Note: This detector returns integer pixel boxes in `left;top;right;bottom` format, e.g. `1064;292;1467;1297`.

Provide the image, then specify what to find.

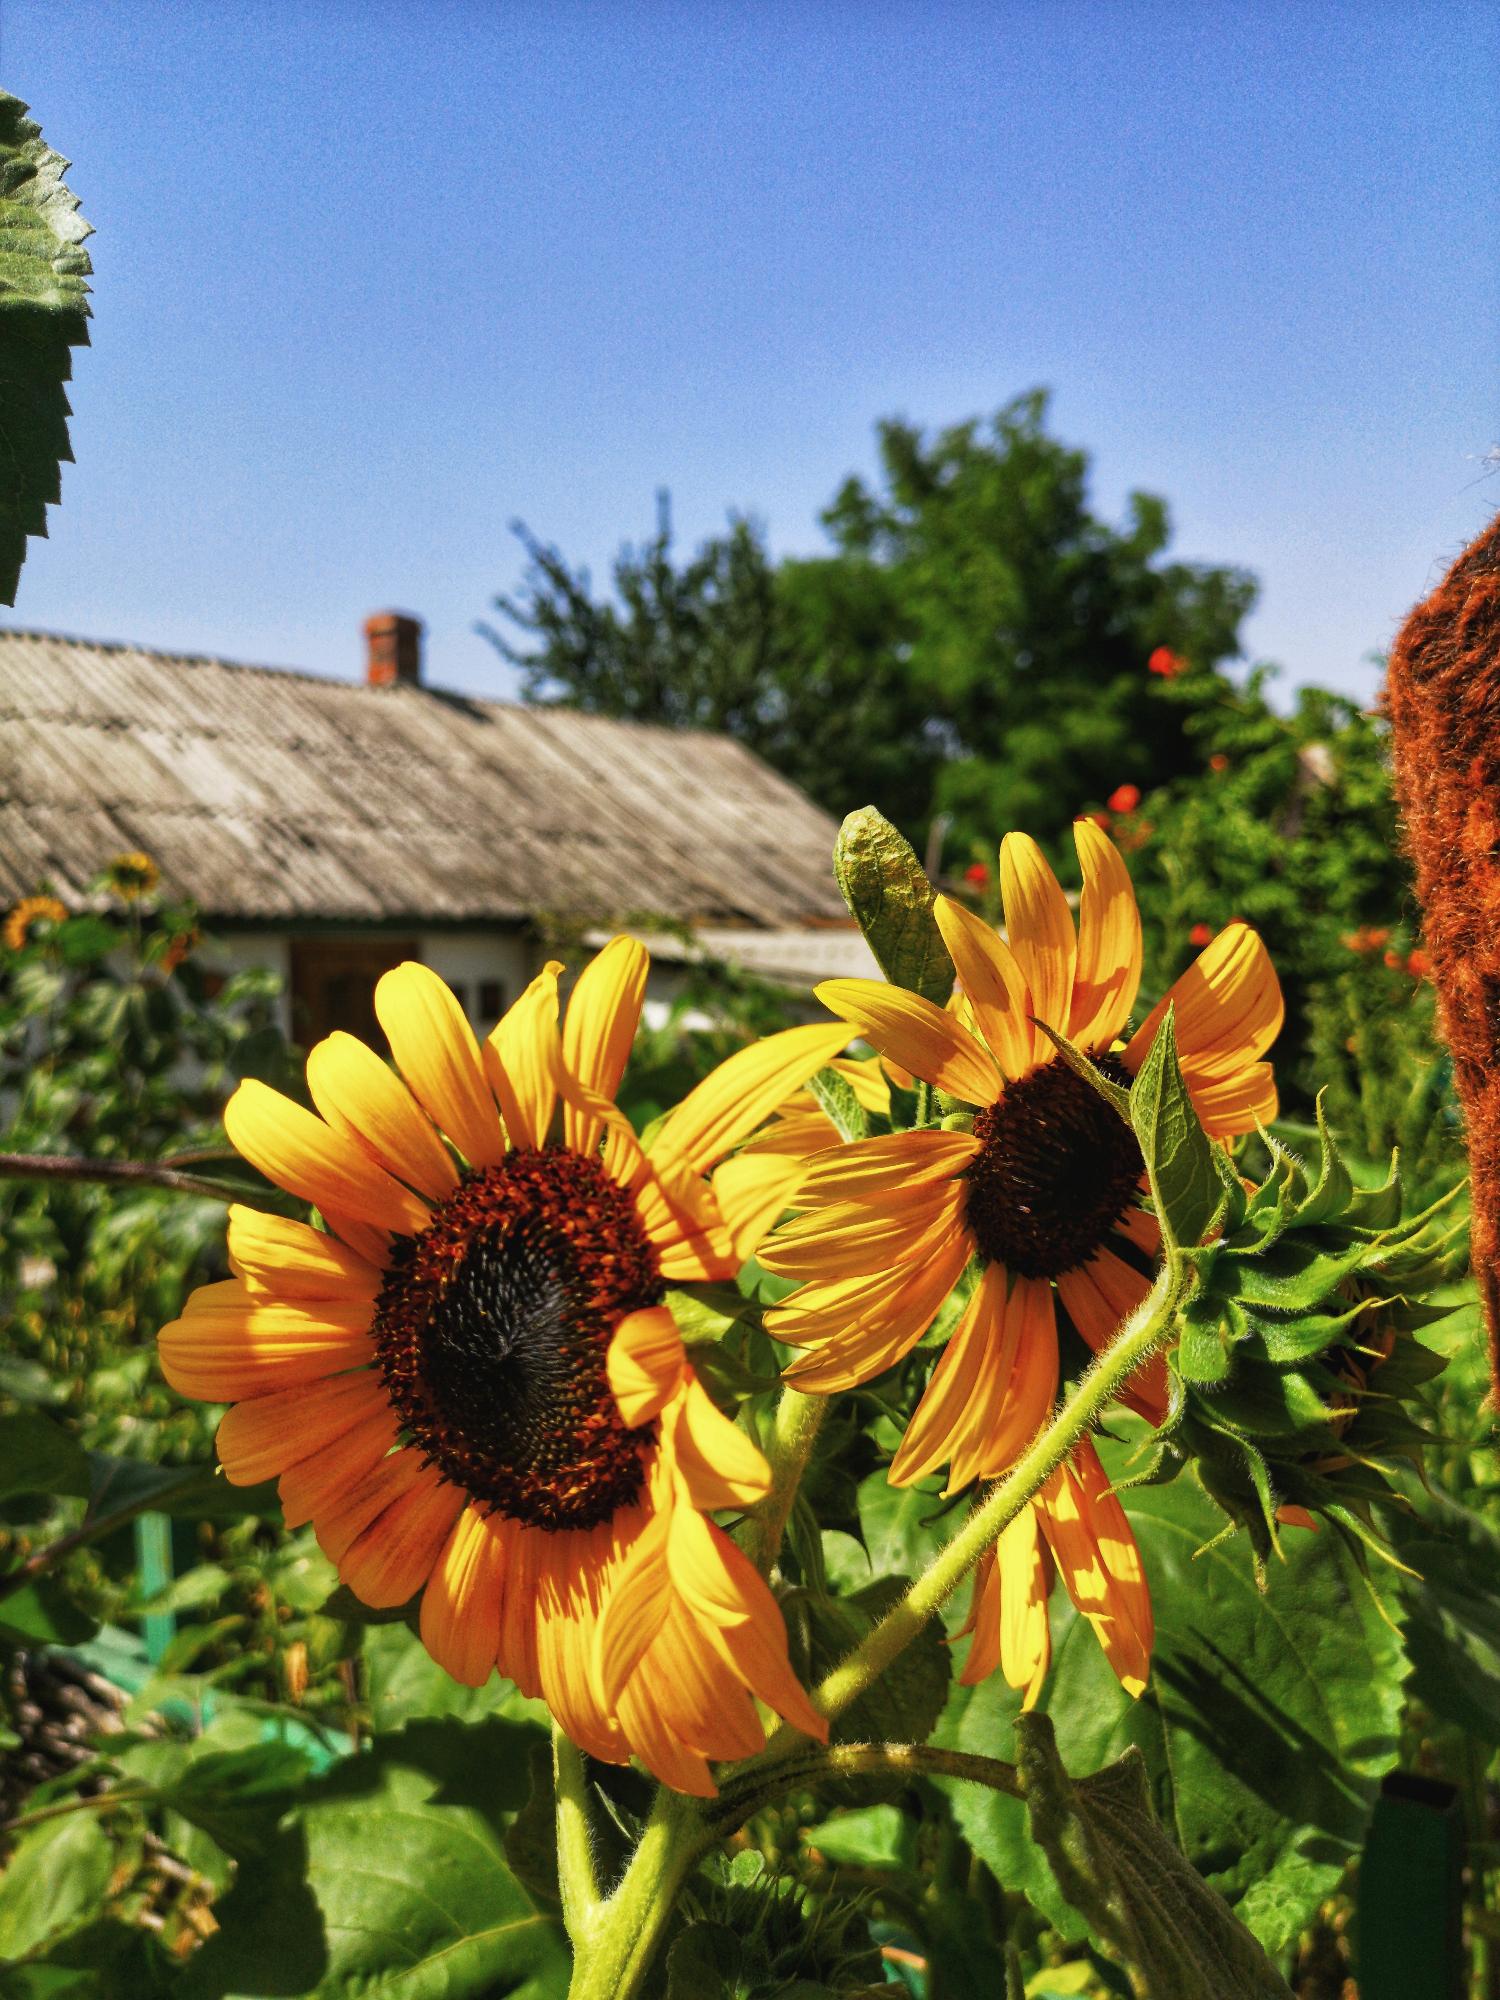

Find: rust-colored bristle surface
1385;510;1500;1394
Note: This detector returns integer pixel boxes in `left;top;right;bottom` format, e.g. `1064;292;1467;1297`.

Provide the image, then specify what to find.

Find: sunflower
760;821;1283;1490
105;850;160;899
957;1437;1153;1704
3;894;67;953
157;943;848;1795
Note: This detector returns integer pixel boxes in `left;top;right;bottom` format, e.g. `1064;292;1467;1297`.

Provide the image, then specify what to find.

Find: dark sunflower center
964;1053;1141;1280
371;1148;664;1530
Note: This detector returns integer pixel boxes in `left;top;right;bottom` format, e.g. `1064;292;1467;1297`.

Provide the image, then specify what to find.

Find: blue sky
4;1;1496;710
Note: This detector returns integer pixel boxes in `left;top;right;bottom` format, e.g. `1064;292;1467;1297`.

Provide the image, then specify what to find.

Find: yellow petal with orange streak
485;962;563;1150
999;832;1077;1052
666;1374;771;1510
1188;1061;1279;1139
306;1031;458;1200
649;1022;853;1175
1124;923;1283;1082
562;937;648;1155
375;961;505;1168
1057;1248;1168;1426
1069;819;1143;1051
933;894;1034;1079
998;1504;1054;1708
607;1307;685;1427
711;1149;807;1263
758;1186;966;1281
1038;1439;1152;1696
338;1463;464;1610
812;982;998;1106
277;1406;401;1530
224;1080;428;1236
495;1518;544;1700
214;1368;385;1486
793;1127;978;1213
306;1446;422;1564
419;1504;508;1688
594;1504;673;1707
533;1526;629;1762
780;1230;974;1392
226;1205;382;1302
157;1289;374;1403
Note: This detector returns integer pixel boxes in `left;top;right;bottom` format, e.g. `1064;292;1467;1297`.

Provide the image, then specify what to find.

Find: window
477;979;505;1027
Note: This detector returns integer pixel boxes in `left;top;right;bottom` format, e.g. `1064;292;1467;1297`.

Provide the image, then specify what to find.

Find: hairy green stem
565;1787;710;2000
553;1726;603;1945
709;1740;1021;1835
749;1386;827;1575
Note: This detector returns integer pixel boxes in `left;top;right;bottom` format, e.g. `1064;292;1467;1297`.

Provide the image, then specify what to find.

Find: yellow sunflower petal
1124;923;1283;1082
933;895;1034;1079
649;1022;853;1174
309;1446;422;1565
485;962;564;1151
1038;1441;1152;1697
337;1462;464;1610
224;1080;429;1236
594;1504;673;1707
640;1598;766;1763
562;937;649;1154
1189;1061;1278;1138
607;1307;686;1426
667;1375;771;1511
534;1529;628;1762
419;1504;507;1688
794;1128;979;1211
998;1505;1054;1708
710;1150;808;1262
277;1405;401;1530
1056;1247;1168;1426
666;1506;827;1742
812;982;999;1106
306;1031;458;1201
1000;832;1077;1050
157;1289;375;1402
759;1188;966;1280
214;1368;386;1485
614;1667;719;1797
1069;819;1143;1050
780;1228;974;1391
374;961;505;1168
226;1205;381;1302
492;1518;543;1701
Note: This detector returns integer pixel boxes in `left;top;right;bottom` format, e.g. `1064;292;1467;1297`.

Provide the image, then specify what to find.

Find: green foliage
1012;1712;1291;1997
939;1469;1408;1958
486;394;1257;854
0;92;92;606
1128;1006;1220;1253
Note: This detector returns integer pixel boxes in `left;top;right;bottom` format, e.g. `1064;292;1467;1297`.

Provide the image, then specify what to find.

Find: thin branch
710;1741;1021;1834
0;1150;273;1205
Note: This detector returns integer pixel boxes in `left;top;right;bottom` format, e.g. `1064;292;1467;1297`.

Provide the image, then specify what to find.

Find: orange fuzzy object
1385;510;1500;1393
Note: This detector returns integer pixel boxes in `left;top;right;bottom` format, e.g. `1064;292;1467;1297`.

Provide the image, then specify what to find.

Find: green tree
484;391;1258;857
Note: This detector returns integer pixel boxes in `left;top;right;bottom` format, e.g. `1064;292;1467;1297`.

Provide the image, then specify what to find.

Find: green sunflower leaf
1129;1006;1219;1253
937;1459;1406;1957
807;1063;869;1142
1292;1093;1353;1228
0;91;93;606
832;807;954;1005
1013;1712;1292;1997
175;1719;568;2000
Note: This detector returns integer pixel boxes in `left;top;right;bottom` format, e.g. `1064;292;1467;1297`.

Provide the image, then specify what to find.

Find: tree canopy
484;390;1260;862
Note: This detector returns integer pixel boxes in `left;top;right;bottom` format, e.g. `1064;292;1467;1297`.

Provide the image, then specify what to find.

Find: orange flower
1342;926;1391;955
1209;752;1230;774
158;945;845;1795
1147;646;1185;679
956;1438;1153;1703
1107;784;1141;815
1188;921;1214;948
762;824;1283;1491
1383;949;1403;971
1407;948;1433;978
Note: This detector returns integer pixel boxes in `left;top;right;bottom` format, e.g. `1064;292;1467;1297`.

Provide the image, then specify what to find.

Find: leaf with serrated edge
1130;1007;1220;1252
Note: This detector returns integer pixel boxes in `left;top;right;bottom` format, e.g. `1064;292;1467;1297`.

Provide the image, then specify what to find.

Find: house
0;613;878;1043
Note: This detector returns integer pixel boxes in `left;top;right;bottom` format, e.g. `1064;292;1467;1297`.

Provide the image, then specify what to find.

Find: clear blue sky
4;1;1496;710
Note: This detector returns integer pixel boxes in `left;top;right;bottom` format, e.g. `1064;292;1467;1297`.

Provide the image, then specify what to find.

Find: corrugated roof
0;629;850;928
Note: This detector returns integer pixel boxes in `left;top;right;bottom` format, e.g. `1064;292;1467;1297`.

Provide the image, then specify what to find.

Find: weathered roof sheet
0;629;850;927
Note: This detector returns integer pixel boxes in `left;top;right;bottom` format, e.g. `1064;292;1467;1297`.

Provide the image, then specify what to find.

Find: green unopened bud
833;807;954;1005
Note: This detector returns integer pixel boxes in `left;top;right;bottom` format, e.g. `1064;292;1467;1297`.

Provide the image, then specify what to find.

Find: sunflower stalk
749;1384;828;1574
571;1247;1190;2000
552;1725;604;1945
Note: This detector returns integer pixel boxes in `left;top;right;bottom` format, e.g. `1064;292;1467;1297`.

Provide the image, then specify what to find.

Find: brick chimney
363;611;422;687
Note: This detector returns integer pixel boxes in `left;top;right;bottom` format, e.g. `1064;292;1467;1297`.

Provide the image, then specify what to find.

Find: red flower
1209;753;1230;774
1407;948;1433;978
1107;783;1141;815
963;861;990;887
1189;922;1214;947
1086;809;1113;831
1342;926;1391;956
1148;646;1186;679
